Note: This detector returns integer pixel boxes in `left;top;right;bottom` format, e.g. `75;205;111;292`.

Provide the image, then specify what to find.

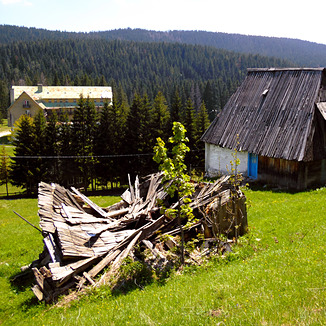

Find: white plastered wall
205;143;248;177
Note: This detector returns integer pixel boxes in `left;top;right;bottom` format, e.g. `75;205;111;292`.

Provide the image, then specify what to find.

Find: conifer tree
95;101;115;188
182;98;196;148
10;114;36;195
53;72;61;86
71;96;98;190
115;85;130;141
170;89;183;124
58;111;74;186
190;82;202;112
32;110;48;183
139;93;152;154
125;93;143;178
0;81;9;120
203;81;217;121
150;91;170;147
113;86;130;184
195;101;210;142
194;101;210;169
44;111;60;183
98;75;108;86
0;146;10;197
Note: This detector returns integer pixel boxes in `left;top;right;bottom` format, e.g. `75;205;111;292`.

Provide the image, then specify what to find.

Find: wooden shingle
201;68;326;162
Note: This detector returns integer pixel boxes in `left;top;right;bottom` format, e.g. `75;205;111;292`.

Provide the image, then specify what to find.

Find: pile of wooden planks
28;172;247;303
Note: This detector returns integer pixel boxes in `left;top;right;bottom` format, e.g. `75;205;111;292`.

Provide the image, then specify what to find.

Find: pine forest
0;26;297;193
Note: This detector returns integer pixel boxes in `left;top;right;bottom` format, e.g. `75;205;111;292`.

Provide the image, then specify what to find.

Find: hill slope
1;25;326;67
0;38;292;119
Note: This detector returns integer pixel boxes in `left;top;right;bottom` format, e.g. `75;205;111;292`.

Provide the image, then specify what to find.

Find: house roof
11;85;112;102
201;68;326;161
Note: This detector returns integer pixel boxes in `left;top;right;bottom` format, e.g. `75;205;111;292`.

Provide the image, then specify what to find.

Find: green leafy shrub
113;257;153;292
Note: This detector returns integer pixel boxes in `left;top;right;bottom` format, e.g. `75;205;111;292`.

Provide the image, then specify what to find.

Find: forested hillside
0;27;294;192
1;25;326;67
0;37;291;119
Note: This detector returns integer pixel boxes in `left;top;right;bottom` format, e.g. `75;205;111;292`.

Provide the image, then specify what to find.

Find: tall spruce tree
195;101;210;142
182;98;196;148
139;93;152;153
0;81;9;120
182;98;196;170
170;89;183;124
150;91;170;147
58;111;74;187
33;110;48;183
114;86;130;185
0;146;10;197
125;93;143;178
95;101;115;188
194;101;210;169
10;114;36;195
71;96;98;190
44;111;60;183
202;81;217;121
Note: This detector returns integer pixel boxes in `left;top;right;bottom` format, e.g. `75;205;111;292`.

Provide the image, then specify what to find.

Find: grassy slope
1;189;326;325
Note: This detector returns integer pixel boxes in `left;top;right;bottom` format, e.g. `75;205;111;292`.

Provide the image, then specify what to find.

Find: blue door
248;153;258;179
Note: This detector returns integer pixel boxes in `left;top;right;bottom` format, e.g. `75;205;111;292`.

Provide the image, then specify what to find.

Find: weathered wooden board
30;172;247;303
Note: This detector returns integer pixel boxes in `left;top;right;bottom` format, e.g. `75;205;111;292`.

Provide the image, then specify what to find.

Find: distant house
201;68;326;189
8;85;113;127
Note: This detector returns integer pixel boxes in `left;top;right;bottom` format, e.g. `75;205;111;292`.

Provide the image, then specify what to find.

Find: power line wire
1;149;204;159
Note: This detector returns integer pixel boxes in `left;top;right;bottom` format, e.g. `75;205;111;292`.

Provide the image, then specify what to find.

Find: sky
1;0;326;45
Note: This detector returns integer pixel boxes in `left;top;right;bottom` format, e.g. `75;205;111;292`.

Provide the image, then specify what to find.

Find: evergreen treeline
0;38;291;119
9;91;210;195
2;25;326;67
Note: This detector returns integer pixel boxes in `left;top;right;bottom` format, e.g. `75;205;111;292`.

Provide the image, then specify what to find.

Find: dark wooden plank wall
258;156;326;189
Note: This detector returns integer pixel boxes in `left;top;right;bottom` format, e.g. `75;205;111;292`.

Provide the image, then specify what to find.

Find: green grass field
1;188;326;325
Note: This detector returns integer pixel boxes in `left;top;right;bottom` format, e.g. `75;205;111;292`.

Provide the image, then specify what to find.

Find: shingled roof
201;68;326;162
11;85;112;102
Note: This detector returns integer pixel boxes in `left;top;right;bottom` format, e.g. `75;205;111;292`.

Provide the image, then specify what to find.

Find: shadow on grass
244;179;313;194
10;269;35;294
0;187;127;200
0;192;35;200
0;135;11;145
19;296;41;311
8;269;43;311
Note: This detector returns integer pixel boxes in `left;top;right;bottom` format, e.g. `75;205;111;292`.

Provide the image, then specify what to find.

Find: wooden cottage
201;68;326;189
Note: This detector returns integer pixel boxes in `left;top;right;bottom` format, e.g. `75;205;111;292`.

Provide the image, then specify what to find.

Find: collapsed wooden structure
28;173;247;303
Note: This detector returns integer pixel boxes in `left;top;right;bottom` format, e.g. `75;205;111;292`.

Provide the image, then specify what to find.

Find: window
23;100;30;108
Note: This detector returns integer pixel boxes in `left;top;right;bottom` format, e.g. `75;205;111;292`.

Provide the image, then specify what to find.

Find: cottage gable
8;91;43;127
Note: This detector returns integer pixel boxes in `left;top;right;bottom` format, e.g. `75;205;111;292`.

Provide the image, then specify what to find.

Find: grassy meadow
0;188;326;325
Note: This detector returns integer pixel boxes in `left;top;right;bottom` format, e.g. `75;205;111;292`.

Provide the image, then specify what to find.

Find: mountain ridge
1;25;326;67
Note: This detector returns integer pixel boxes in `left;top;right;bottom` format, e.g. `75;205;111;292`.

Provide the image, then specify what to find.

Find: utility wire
0;149;204;159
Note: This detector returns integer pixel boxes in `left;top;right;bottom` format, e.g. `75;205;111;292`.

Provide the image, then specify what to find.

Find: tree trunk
177;191;185;265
